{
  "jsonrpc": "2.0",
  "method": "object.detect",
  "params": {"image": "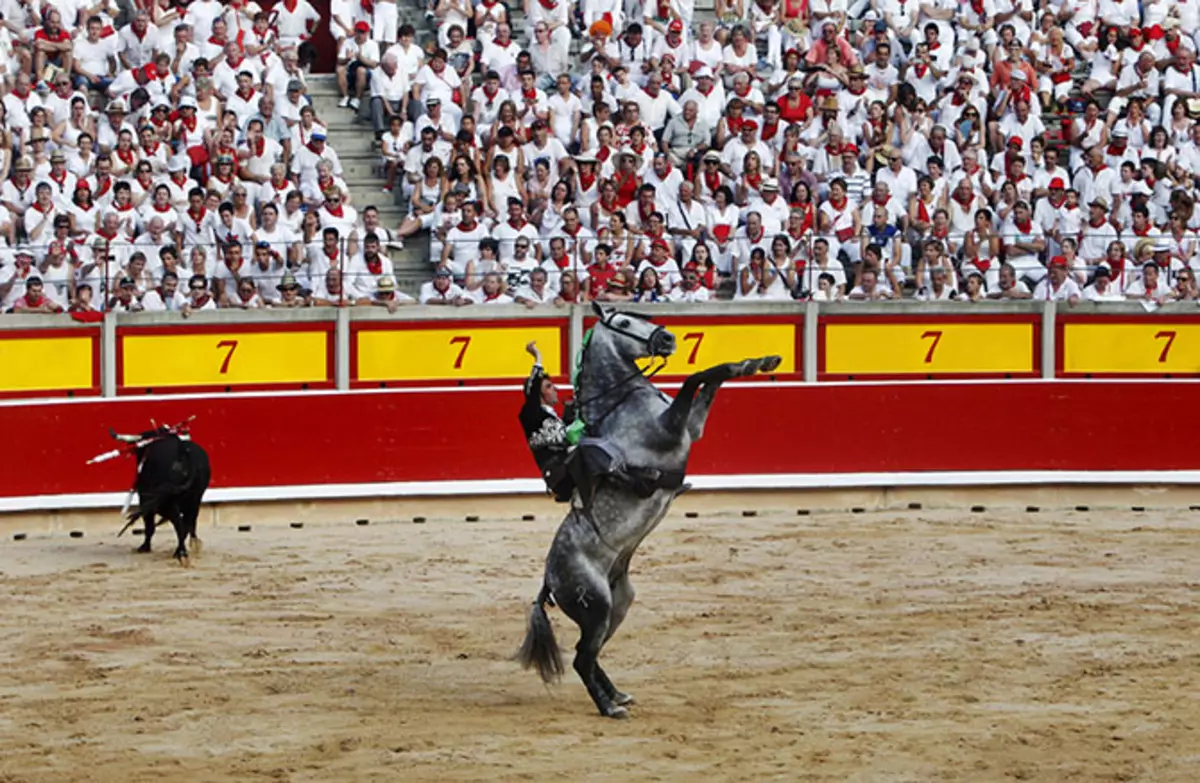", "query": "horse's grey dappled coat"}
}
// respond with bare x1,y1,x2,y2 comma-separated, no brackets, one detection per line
518,303,781,718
